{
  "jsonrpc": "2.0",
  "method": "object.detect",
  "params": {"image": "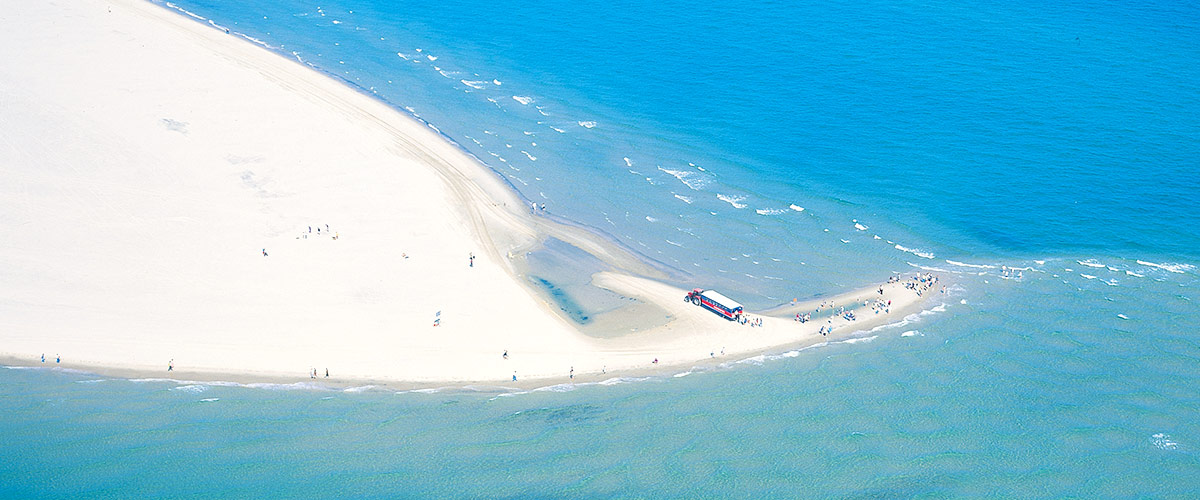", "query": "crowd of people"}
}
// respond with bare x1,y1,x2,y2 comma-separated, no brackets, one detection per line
904,273,939,297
